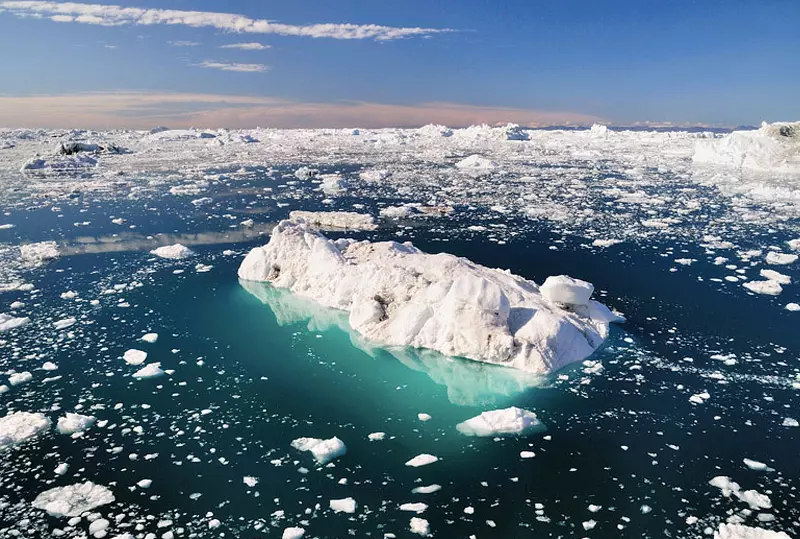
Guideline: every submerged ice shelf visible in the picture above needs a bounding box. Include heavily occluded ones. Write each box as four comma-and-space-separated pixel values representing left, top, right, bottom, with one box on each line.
239, 218, 621, 374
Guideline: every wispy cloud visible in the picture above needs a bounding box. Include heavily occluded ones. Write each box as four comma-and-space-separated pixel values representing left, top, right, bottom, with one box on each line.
0, 91, 604, 129
196, 61, 267, 73
168, 40, 200, 47
0, 1, 452, 41
220, 42, 270, 50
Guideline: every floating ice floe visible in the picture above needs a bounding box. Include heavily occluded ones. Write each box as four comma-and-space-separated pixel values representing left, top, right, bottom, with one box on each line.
765, 252, 798, 266
140, 332, 158, 343
0, 412, 51, 452
329, 497, 357, 513
693, 121, 800, 173
31, 482, 115, 517
8, 371, 33, 386
743, 280, 783, 296
760, 269, 791, 284
239, 219, 621, 375
368, 432, 385, 441
405, 454, 438, 467
19, 241, 59, 267
123, 349, 148, 365
0, 313, 29, 332
714, 523, 791, 539
412, 485, 441, 494
409, 517, 431, 537
288, 211, 377, 231
132, 363, 165, 379
53, 317, 77, 330
709, 476, 772, 510
291, 436, 347, 465
56, 413, 96, 435
400, 502, 428, 514
150, 244, 195, 260
282, 527, 305, 539
456, 406, 546, 437
20, 153, 98, 173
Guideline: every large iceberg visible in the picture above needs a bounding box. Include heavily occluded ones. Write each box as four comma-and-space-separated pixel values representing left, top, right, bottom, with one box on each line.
238, 219, 620, 374
693, 121, 800, 173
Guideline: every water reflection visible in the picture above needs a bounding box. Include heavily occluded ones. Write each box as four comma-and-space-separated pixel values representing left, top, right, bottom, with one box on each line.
239, 279, 547, 406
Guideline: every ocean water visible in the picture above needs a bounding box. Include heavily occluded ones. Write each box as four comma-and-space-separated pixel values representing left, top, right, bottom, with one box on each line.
1, 127, 799, 539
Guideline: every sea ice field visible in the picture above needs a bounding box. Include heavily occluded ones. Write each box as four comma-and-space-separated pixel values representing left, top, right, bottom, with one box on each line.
0, 122, 799, 539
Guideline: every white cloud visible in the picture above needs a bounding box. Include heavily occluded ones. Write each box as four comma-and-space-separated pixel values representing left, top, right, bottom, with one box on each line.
220, 42, 270, 50
168, 40, 200, 47
196, 61, 267, 73
0, 1, 451, 40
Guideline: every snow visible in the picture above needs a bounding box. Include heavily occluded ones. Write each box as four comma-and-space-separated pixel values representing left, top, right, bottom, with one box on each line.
715, 523, 791, 539
693, 121, 800, 173
743, 280, 783, 296
239, 219, 620, 374
288, 210, 377, 231
409, 517, 431, 537
132, 363, 165, 379
405, 454, 439, 467
0, 411, 51, 452
150, 244, 195, 259
0, 313, 29, 331
290, 436, 347, 465
456, 406, 546, 437
32, 482, 115, 517
765, 252, 797, 265
123, 349, 148, 365
329, 497, 357, 513
56, 413, 96, 435
282, 527, 305, 539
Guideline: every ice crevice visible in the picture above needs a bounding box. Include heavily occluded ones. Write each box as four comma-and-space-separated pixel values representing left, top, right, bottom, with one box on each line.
238, 217, 622, 374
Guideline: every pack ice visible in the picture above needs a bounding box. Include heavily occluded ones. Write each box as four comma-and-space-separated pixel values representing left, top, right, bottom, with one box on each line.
32, 482, 115, 517
694, 121, 800, 173
239, 218, 620, 374
0, 412, 51, 452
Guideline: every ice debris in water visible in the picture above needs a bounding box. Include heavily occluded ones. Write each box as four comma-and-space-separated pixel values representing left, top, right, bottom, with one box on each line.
56, 413, 96, 435
31, 482, 115, 517
282, 527, 305, 539
140, 332, 158, 343
150, 243, 195, 259
8, 371, 33, 386
743, 280, 783, 296
412, 485, 442, 495
409, 517, 431, 536
0, 412, 51, 452
288, 210, 377, 231
132, 363, 165, 379
123, 349, 148, 365
765, 252, 797, 266
714, 523, 792, 539
290, 437, 347, 465
709, 476, 772, 510
405, 454, 438, 467
693, 121, 800, 173
19, 241, 59, 267
456, 406, 546, 437
239, 219, 620, 374
329, 497, 357, 513
53, 317, 77, 330
0, 313, 29, 331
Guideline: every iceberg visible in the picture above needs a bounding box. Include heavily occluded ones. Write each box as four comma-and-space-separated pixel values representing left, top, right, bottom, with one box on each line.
32, 482, 115, 517
693, 121, 800, 173
0, 313, 29, 332
150, 243, 195, 260
715, 523, 791, 539
239, 219, 620, 375
56, 413, 96, 435
455, 406, 546, 437
0, 412, 51, 452
291, 436, 347, 465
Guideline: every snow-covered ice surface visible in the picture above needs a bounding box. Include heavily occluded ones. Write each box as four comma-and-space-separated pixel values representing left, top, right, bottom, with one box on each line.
0, 123, 799, 538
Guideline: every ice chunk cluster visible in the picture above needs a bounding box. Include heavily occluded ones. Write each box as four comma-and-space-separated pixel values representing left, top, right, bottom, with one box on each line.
239, 219, 620, 374
456, 406, 546, 437
693, 121, 800, 173
291, 436, 347, 465
0, 412, 51, 451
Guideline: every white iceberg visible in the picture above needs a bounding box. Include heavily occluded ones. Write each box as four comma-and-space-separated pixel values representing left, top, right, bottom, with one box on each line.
0, 313, 29, 332
288, 211, 377, 231
238, 219, 620, 374
715, 523, 791, 539
456, 406, 545, 437
32, 482, 115, 517
329, 497, 357, 513
20, 241, 59, 267
132, 363, 165, 379
123, 349, 148, 365
150, 244, 195, 260
693, 121, 800, 173
291, 436, 347, 465
0, 412, 51, 452
409, 517, 431, 537
405, 454, 438, 467
56, 413, 96, 435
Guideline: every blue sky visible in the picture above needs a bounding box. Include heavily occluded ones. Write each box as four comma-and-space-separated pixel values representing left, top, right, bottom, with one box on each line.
0, 0, 798, 128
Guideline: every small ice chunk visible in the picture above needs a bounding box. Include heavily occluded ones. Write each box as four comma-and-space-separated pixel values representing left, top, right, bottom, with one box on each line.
412, 485, 441, 495
456, 407, 545, 437
766, 252, 798, 265
540, 275, 594, 307
785, 303, 800, 312
53, 317, 77, 330
150, 244, 195, 260
329, 497, 357, 514
759, 269, 791, 284
520, 450, 536, 459
417, 413, 432, 422
782, 417, 799, 427
743, 280, 783, 296
123, 349, 148, 365
140, 333, 159, 343
55, 463, 69, 475
56, 413, 96, 435
8, 371, 33, 386
400, 502, 428, 514
132, 363, 165, 379
282, 527, 305, 539
136, 479, 152, 489
291, 437, 347, 465
409, 517, 431, 537
405, 454, 438, 467
0, 313, 30, 332
88, 518, 110, 536
243, 476, 259, 487
583, 520, 597, 530
743, 458, 768, 471
42, 361, 58, 371
32, 482, 115, 517
368, 432, 386, 441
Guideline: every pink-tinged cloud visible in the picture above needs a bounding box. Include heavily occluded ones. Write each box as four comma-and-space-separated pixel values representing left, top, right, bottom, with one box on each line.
0, 92, 604, 129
